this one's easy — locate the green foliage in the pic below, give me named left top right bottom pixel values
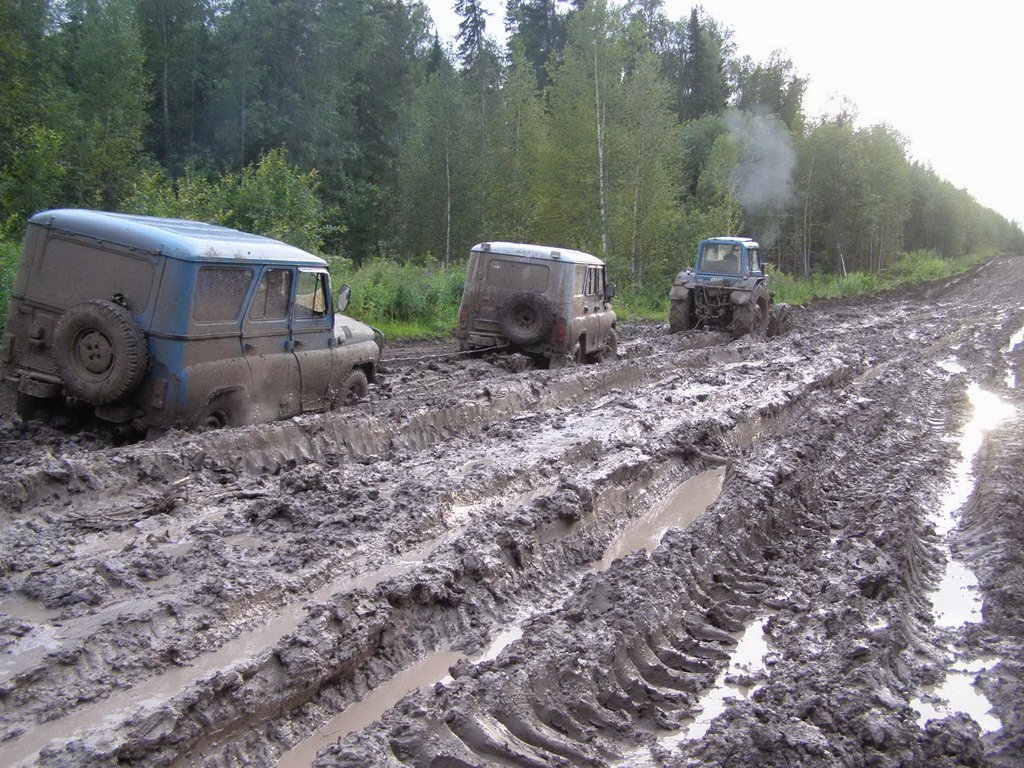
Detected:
left=334, top=260, right=466, bottom=336
left=769, top=249, right=979, bottom=305
left=0, top=240, right=22, bottom=334
left=0, top=0, right=1019, bottom=293
left=125, top=149, right=330, bottom=252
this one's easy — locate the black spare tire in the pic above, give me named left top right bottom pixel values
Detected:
left=53, top=300, right=148, bottom=405
left=497, top=291, right=556, bottom=346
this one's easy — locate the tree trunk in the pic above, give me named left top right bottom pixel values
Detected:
left=159, top=7, right=171, bottom=163
left=594, top=45, right=609, bottom=261
left=631, top=135, right=643, bottom=281
left=444, top=125, right=452, bottom=271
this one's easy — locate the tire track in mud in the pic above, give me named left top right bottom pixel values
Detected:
left=310, top=352, right=962, bottom=768
left=2, top=258, right=1022, bottom=767
left=0, top=324, right=853, bottom=735
left=1, top=338, right=862, bottom=766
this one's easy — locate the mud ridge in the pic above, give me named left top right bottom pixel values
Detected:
left=313, top=350, right=983, bottom=767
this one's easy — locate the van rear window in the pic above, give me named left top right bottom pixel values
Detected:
left=193, top=267, right=254, bottom=323
left=485, top=259, right=549, bottom=293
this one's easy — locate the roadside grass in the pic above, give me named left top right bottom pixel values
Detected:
left=0, top=244, right=986, bottom=339
left=0, top=240, right=21, bottom=333
left=770, top=250, right=982, bottom=306
left=330, top=259, right=465, bottom=339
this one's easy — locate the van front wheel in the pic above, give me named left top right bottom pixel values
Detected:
left=339, top=370, right=369, bottom=406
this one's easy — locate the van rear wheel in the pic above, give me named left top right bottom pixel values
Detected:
left=195, top=392, right=245, bottom=431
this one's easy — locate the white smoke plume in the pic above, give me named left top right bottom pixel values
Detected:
left=726, top=109, right=797, bottom=246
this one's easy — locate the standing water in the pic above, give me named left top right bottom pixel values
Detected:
left=911, top=369, right=1016, bottom=733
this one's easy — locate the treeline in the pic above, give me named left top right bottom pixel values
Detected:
left=1, top=0, right=1021, bottom=294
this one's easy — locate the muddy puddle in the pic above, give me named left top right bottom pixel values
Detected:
left=275, top=469, right=726, bottom=768
left=1003, top=322, right=1024, bottom=388
left=0, top=526, right=464, bottom=767
left=275, top=648, right=465, bottom=768
left=277, top=623, right=530, bottom=768
left=913, top=372, right=1016, bottom=736
left=598, top=467, right=725, bottom=569
left=910, top=656, right=1003, bottom=733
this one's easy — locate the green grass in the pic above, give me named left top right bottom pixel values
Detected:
left=770, top=250, right=982, bottom=306
left=331, top=259, right=465, bottom=339
left=0, top=240, right=21, bottom=334
left=0, top=244, right=986, bottom=340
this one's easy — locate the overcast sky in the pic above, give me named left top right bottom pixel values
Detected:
left=425, top=0, right=1024, bottom=226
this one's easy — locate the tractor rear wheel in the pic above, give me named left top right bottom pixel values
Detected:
left=669, top=293, right=696, bottom=334
left=731, top=289, right=769, bottom=339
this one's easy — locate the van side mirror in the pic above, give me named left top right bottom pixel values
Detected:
left=605, top=283, right=617, bottom=300
left=337, top=284, right=351, bottom=313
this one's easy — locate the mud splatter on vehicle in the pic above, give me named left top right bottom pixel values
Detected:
left=0, top=257, right=1022, bottom=768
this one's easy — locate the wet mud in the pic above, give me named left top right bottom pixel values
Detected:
left=0, top=258, right=1023, bottom=767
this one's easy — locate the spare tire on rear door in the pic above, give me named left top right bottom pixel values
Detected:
left=52, top=299, right=148, bottom=405
left=497, top=291, right=556, bottom=346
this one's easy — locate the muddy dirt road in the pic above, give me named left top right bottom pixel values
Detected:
left=1, top=258, right=1022, bottom=767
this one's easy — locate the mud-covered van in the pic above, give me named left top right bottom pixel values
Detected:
left=2, top=209, right=382, bottom=434
left=453, top=241, right=617, bottom=367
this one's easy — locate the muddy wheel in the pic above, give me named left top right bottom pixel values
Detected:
left=768, top=303, right=792, bottom=337
left=669, top=293, right=696, bottom=334
left=53, top=300, right=148, bottom=405
left=340, top=370, right=369, bottom=405
left=731, top=290, right=769, bottom=340
left=195, top=392, right=243, bottom=431
left=587, top=329, right=618, bottom=364
left=497, top=292, right=556, bottom=346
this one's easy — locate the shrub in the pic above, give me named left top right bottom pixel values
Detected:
left=0, top=239, right=23, bottom=333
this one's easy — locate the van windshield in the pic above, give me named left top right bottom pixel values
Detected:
left=484, top=258, right=550, bottom=293
left=699, top=243, right=743, bottom=274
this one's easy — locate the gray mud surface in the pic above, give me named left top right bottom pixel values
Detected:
left=1, top=258, right=1023, bottom=767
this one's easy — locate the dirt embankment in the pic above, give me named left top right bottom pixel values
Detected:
left=0, top=258, right=1022, bottom=767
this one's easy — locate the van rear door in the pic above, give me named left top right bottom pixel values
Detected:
left=474, top=255, right=551, bottom=331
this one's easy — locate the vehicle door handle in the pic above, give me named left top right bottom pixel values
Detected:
left=244, top=343, right=255, bottom=352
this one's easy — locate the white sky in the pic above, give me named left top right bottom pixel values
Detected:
left=425, top=0, right=1024, bottom=226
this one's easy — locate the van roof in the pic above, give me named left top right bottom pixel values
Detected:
left=702, top=236, right=760, bottom=248
left=471, top=241, right=605, bottom=266
left=28, top=209, right=327, bottom=267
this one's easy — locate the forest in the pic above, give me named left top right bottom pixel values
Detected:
left=1, top=0, right=1022, bottom=325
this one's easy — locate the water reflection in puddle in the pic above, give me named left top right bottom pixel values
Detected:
left=277, top=621, right=528, bottom=768
left=914, top=376, right=1015, bottom=735
left=661, top=617, right=769, bottom=747
left=275, top=648, right=464, bottom=768
left=598, top=468, right=725, bottom=569
left=277, top=469, right=727, bottom=767
left=1003, top=323, right=1024, bottom=389
left=910, top=666, right=1002, bottom=733
left=0, top=527, right=463, bottom=768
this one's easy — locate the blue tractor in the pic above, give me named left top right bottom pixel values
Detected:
left=669, top=237, right=789, bottom=339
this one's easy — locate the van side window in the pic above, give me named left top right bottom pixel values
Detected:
left=294, top=271, right=328, bottom=319
left=249, top=269, right=292, bottom=320
left=574, top=265, right=588, bottom=295
left=193, top=267, right=254, bottom=323
left=749, top=249, right=761, bottom=273
left=584, top=266, right=602, bottom=296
